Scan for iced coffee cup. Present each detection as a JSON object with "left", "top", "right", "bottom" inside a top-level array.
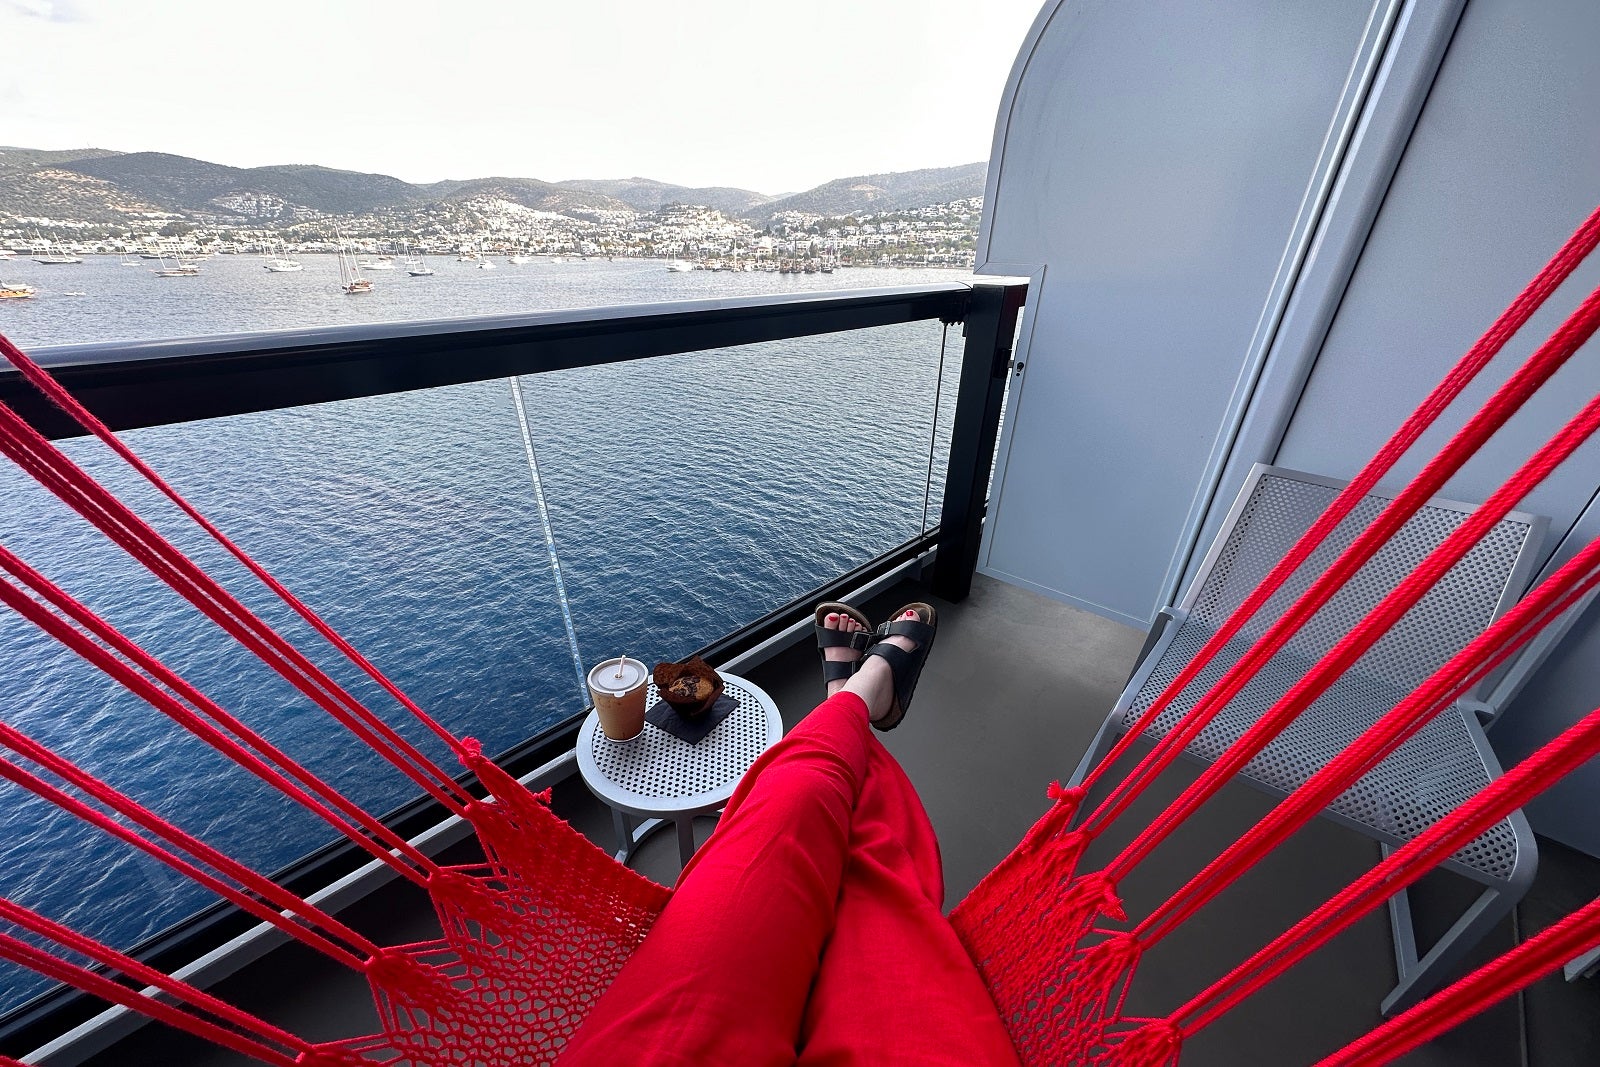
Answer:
[{"left": 588, "top": 656, "right": 649, "bottom": 741}]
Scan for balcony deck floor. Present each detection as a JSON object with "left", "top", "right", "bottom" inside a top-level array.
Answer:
[{"left": 78, "top": 574, "right": 1598, "bottom": 1067}]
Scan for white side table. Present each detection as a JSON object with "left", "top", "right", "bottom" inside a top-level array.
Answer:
[{"left": 575, "top": 673, "right": 782, "bottom": 870}]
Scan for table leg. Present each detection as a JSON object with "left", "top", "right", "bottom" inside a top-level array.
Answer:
[
  {"left": 675, "top": 815, "right": 696, "bottom": 868},
  {"left": 612, "top": 808, "right": 635, "bottom": 862}
]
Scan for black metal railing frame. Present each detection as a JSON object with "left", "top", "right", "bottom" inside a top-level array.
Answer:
[{"left": 0, "top": 279, "right": 1026, "bottom": 1052}]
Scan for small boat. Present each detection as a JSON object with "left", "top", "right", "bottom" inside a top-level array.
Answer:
[
  {"left": 152, "top": 264, "right": 202, "bottom": 277},
  {"left": 33, "top": 252, "right": 84, "bottom": 265},
  {"left": 338, "top": 245, "right": 373, "bottom": 293},
  {"left": 507, "top": 253, "right": 534, "bottom": 265},
  {"left": 402, "top": 244, "right": 435, "bottom": 276},
  {"left": 666, "top": 259, "right": 695, "bottom": 272},
  {"left": 358, "top": 257, "right": 397, "bottom": 270},
  {"left": 0, "top": 282, "right": 36, "bottom": 299},
  {"left": 262, "top": 243, "right": 303, "bottom": 272},
  {"left": 478, "top": 259, "right": 497, "bottom": 270},
  {"left": 120, "top": 252, "right": 142, "bottom": 267}
]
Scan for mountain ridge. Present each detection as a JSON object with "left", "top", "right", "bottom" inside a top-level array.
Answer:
[{"left": 0, "top": 148, "right": 985, "bottom": 227}]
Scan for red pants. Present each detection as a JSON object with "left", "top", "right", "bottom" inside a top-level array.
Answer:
[{"left": 560, "top": 692, "right": 1021, "bottom": 1066}]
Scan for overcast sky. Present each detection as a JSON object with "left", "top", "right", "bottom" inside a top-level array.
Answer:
[{"left": 2, "top": 0, "right": 1044, "bottom": 194}]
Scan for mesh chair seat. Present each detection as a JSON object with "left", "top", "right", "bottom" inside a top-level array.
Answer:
[
  {"left": 1081, "top": 466, "right": 1547, "bottom": 1014},
  {"left": 1123, "top": 623, "right": 1519, "bottom": 880}
]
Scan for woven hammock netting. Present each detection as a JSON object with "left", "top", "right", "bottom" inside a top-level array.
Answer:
[{"left": 3, "top": 206, "right": 1600, "bottom": 1067}]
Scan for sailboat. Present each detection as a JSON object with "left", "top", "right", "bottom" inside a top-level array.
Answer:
[
  {"left": 402, "top": 244, "right": 435, "bottom": 277},
  {"left": 262, "top": 241, "right": 303, "bottom": 272},
  {"left": 338, "top": 245, "right": 373, "bottom": 294},
  {"left": 151, "top": 253, "right": 202, "bottom": 277},
  {"left": 33, "top": 248, "right": 84, "bottom": 265}
]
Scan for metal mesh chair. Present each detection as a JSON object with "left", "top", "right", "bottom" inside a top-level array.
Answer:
[{"left": 1068, "top": 464, "right": 1549, "bottom": 1014}]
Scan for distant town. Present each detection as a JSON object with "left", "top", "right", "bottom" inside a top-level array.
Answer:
[{"left": 0, "top": 149, "right": 985, "bottom": 271}]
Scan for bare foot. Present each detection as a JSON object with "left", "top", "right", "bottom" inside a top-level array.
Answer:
[
  {"left": 822, "top": 611, "right": 868, "bottom": 697},
  {"left": 843, "top": 609, "right": 922, "bottom": 724}
]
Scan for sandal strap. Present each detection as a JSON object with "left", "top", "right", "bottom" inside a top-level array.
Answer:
[
  {"left": 816, "top": 626, "right": 876, "bottom": 651},
  {"left": 815, "top": 625, "right": 859, "bottom": 649},
  {"left": 822, "top": 659, "right": 857, "bottom": 683},
  {"left": 861, "top": 640, "right": 918, "bottom": 720},
  {"left": 877, "top": 618, "right": 935, "bottom": 643}
]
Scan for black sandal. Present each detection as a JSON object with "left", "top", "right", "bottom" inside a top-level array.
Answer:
[
  {"left": 814, "top": 602, "right": 874, "bottom": 690},
  {"left": 860, "top": 602, "right": 938, "bottom": 731}
]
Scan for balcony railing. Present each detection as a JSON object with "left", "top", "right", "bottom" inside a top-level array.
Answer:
[{"left": 0, "top": 279, "right": 1026, "bottom": 1054}]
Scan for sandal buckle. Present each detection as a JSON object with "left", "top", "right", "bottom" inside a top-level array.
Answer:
[{"left": 848, "top": 629, "right": 876, "bottom": 652}]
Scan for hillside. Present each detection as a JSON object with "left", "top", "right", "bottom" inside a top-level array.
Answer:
[
  {"left": 0, "top": 147, "right": 986, "bottom": 231},
  {"left": 422, "top": 177, "right": 629, "bottom": 214},
  {"left": 57, "top": 153, "right": 424, "bottom": 216},
  {"left": 751, "top": 162, "right": 987, "bottom": 218},
  {"left": 0, "top": 166, "right": 166, "bottom": 223},
  {"left": 557, "top": 177, "right": 773, "bottom": 216},
  {"left": 0, "top": 146, "right": 124, "bottom": 171}
]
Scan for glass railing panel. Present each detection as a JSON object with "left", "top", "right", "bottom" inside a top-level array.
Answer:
[
  {"left": 0, "top": 378, "right": 583, "bottom": 1015},
  {"left": 520, "top": 319, "right": 955, "bottom": 666}
]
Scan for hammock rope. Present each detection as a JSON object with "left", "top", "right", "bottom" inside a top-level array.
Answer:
[
  {"left": 949, "top": 205, "right": 1600, "bottom": 1065},
  {"left": 0, "top": 352, "right": 472, "bottom": 812},
  {"left": 0, "top": 207, "right": 1598, "bottom": 1066},
  {"left": 2, "top": 341, "right": 472, "bottom": 763},
  {"left": 1079, "top": 202, "right": 1600, "bottom": 815},
  {"left": 1088, "top": 282, "right": 1600, "bottom": 842},
  {"left": 0, "top": 543, "right": 438, "bottom": 882}
]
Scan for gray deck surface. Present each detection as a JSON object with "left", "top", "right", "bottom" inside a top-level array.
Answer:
[{"left": 77, "top": 575, "right": 1596, "bottom": 1066}]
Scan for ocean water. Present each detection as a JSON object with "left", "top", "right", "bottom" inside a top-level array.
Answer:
[{"left": 0, "top": 255, "right": 968, "bottom": 1013}]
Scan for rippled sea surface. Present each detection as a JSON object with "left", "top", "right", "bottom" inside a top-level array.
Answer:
[{"left": 0, "top": 255, "right": 969, "bottom": 1012}]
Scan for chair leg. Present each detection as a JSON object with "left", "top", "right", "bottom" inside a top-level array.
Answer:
[
  {"left": 1381, "top": 874, "right": 1519, "bottom": 1016},
  {"left": 1067, "top": 715, "right": 1125, "bottom": 794}
]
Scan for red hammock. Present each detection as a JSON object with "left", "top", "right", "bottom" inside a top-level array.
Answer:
[{"left": 1, "top": 204, "right": 1600, "bottom": 1065}]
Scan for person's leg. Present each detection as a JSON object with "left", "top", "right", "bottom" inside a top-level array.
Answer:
[
  {"left": 559, "top": 689, "right": 873, "bottom": 1067},
  {"left": 561, "top": 609, "right": 935, "bottom": 1066},
  {"left": 795, "top": 735, "right": 1022, "bottom": 1067}
]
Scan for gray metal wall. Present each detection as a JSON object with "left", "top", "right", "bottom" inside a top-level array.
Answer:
[
  {"left": 977, "top": 0, "right": 1387, "bottom": 628},
  {"left": 979, "top": 0, "right": 1600, "bottom": 855}
]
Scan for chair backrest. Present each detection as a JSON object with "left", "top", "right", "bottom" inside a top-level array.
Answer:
[
  {"left": 1182, "top": 466, "right": 1547, "bottom": 701},
  {"left": 1119, "top": 465, "right": 1547, "bottom": 879}
]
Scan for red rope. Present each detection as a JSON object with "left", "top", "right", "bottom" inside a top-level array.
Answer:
[
  {"left": 1169, "top": 693, "right": 1600, "bottom": 1039},
  {"left": 1080, "top": 200, "right": 1600, "bottom": 830},
  {"left": 0, "top": 549, "right": 437, "bottom": 882},
  {"left": 1089, "top": 286, "right": 1600, "bottom": 861},
  {"left": 0, "top": 397, "right": 472, "bottom": 813},
  {"left": 0, "top": 337, "right": 471, "bottom": 761},
  {"left": 0, "top": 748, "right": 374, "bottom": 972},
  {"left": 0, "top": 901, "right": 311, "bottom": 1066},
  {"left": 1314, "top": 895, "right": 1600, "bottom": 1066},
  {"left": 1137, "top": 532, "right": 1600, "bottom": 944}
]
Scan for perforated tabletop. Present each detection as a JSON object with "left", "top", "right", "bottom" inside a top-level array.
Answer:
[{"left": 575, "top": 674, "right": 782, "bottom": 819}]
